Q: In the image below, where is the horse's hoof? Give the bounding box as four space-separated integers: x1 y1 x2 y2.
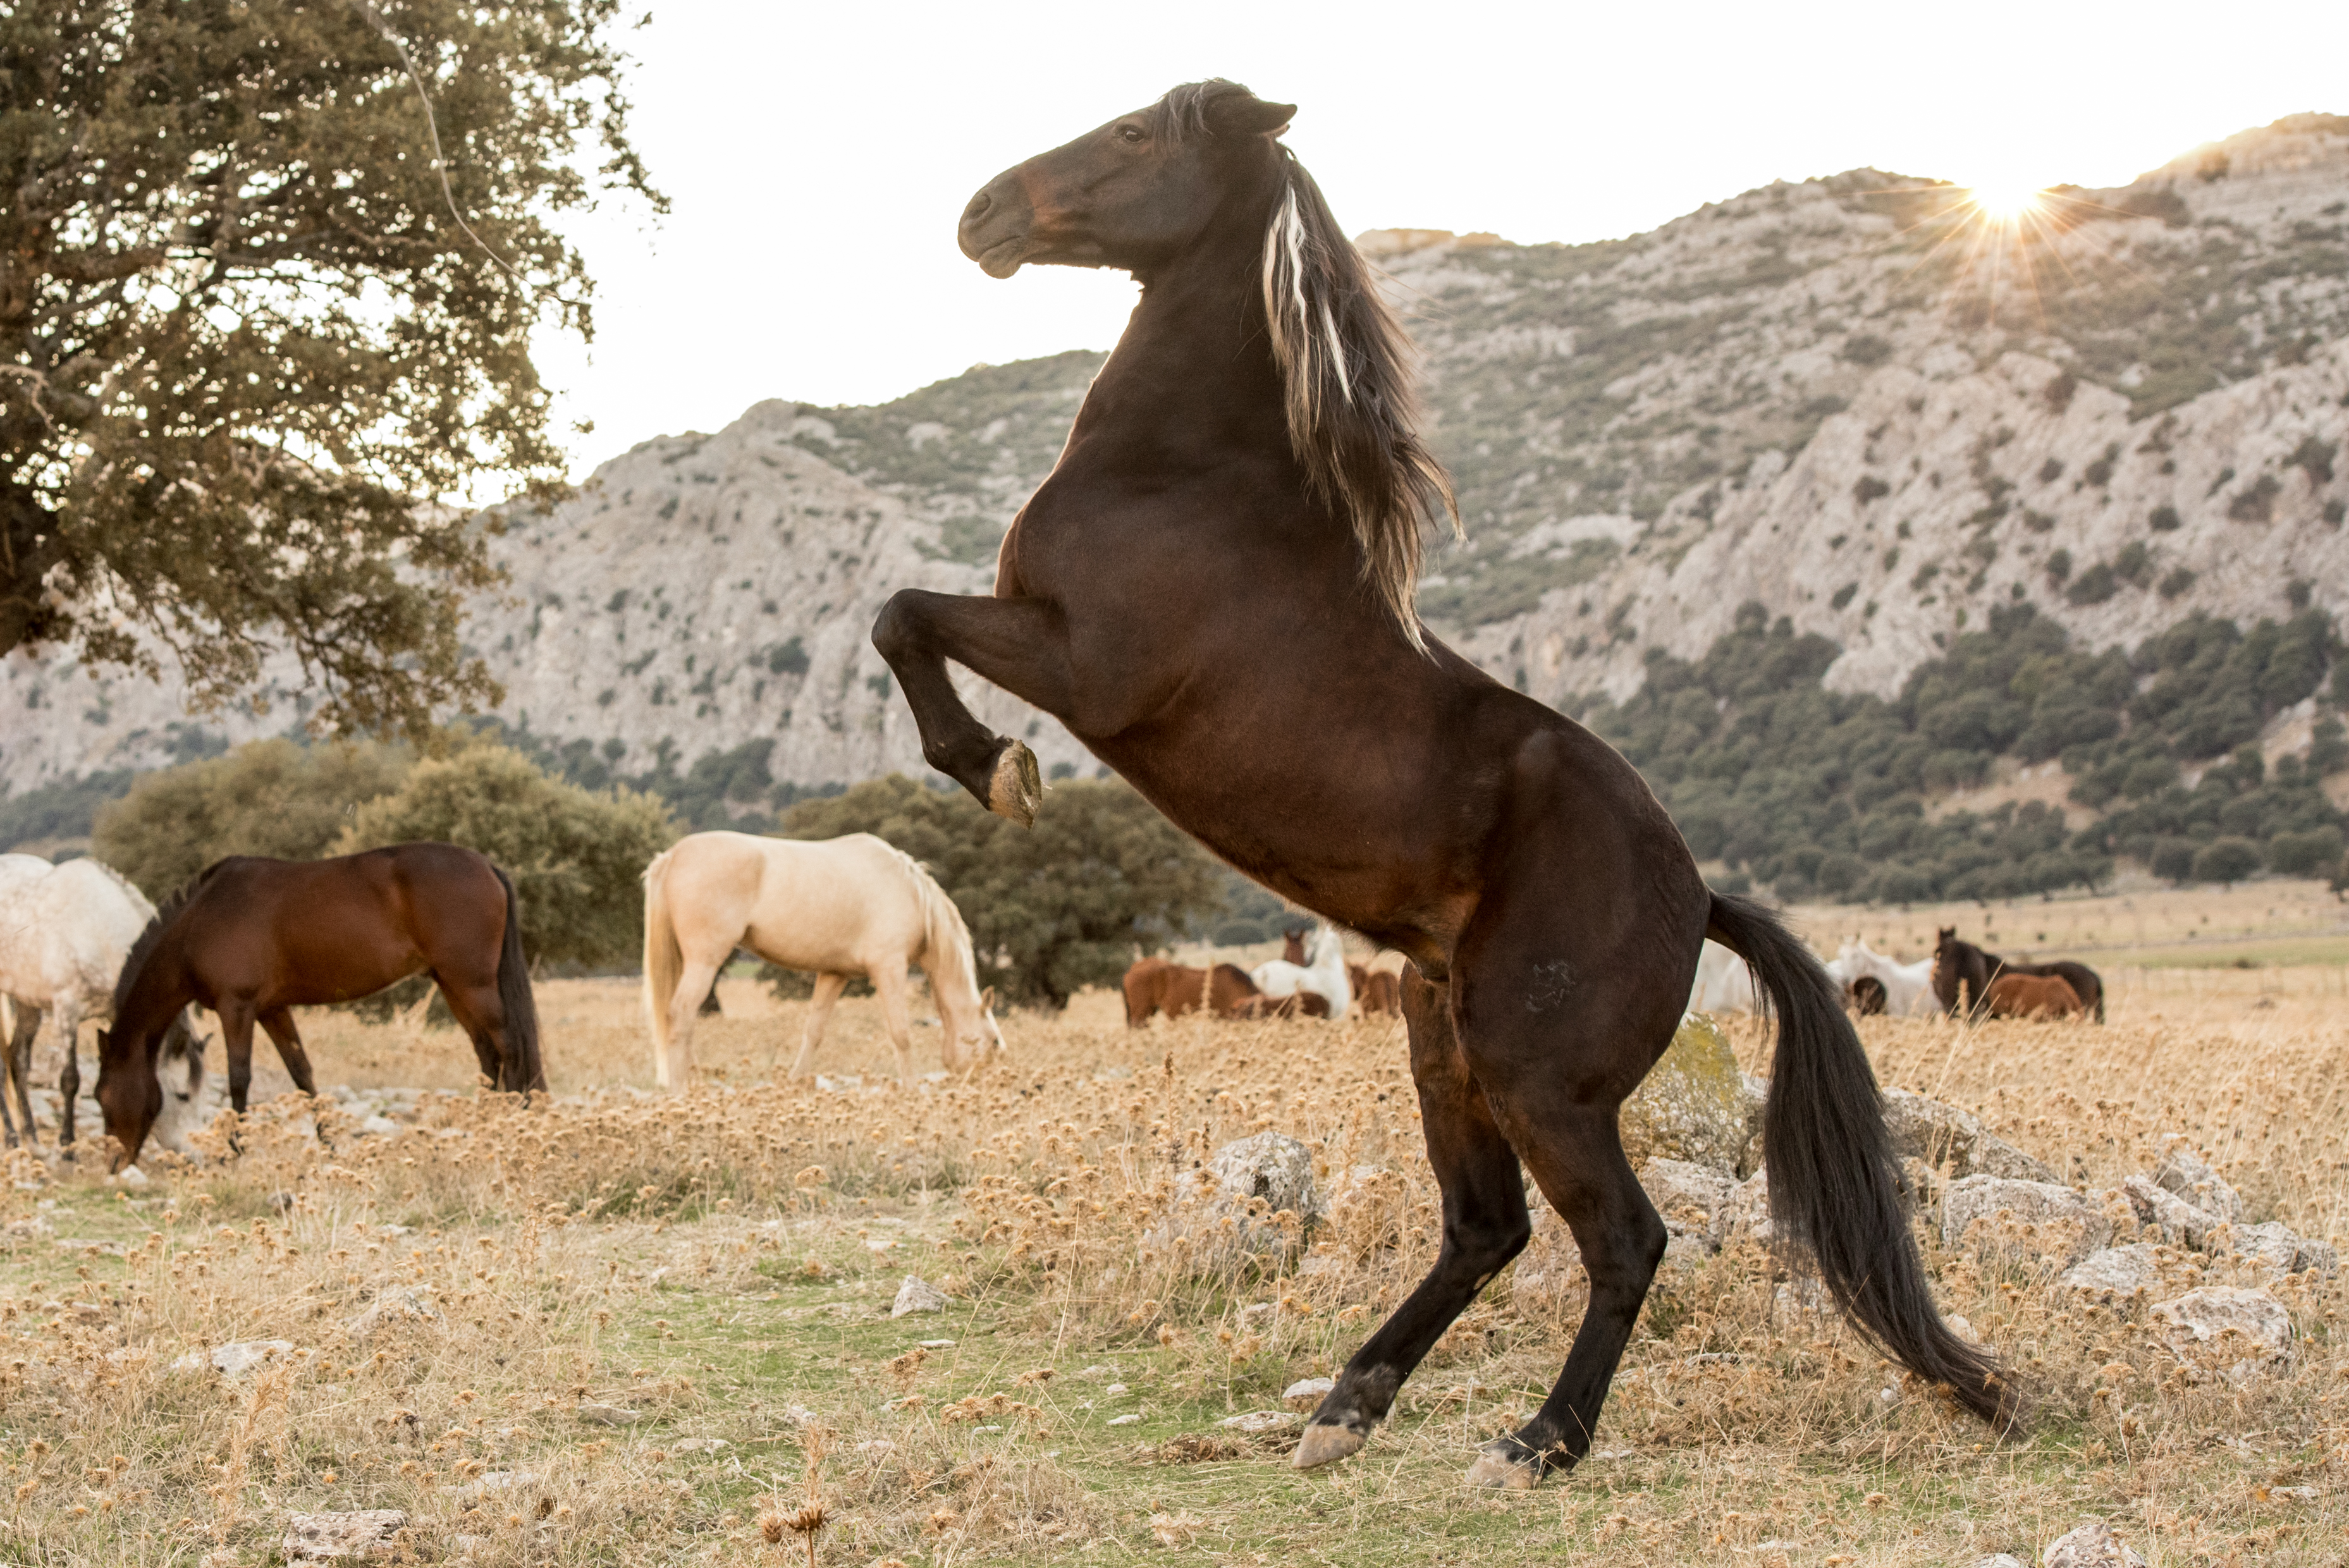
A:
986 740 1043 828
1464 1442 1542 1490
1291 1421 1366 1469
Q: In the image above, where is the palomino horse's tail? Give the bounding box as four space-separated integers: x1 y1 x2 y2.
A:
1705 891 2018 1430
641 847 684 1076
492 867 546 1093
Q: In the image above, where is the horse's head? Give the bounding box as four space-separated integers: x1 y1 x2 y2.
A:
92 1027 161 1172
952 986 1007 1072
959 80 1294 280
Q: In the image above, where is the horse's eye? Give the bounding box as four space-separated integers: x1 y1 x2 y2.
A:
1117 125 1145 145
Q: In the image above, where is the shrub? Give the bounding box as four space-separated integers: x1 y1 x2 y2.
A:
94 738 411 898
2150 837 2197 882
2045 548 2073 585
337 743 677 969
1852 475 1891 505
2288 434 2337 486
2190 836 2262 886
2159 566 2197 599
2066 564 2119 605
2228 474 2281 523
2267 826 2345 877
2114 541 2153 587
783 775 1225 1009
2149 505 2181 532
1841 333 1893 367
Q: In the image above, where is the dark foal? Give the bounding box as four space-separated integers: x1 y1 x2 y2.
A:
875 79 2010 1487
94 843 543 1167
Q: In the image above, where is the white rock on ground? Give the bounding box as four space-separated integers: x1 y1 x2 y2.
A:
2234 1220 2338 1277
577 1404 641 1426
2152 1137 2245 1222
1218 1410 1301 1433
1941 1176 2111 1265
174 1340 298 1378
1714 1167 1772 1249
283 1509 407 1561
892 1275 949 1316
2150 1286 2293 1383
2117 1175 2222 1251
1207 1133 1321 1224
1969 1555 2029 1568
2040 1519 2147 1567
1282 1376 1335 1409
345 1286 443 1342
2058 1244 2162 1301
1640 1157 1734 1263
1880 1088 2056 1182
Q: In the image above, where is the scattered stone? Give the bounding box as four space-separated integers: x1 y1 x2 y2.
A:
1881 1088 2056 1182
52 1237 127 1256
283 1509 407 1560
577 1404 642 1426
2117 1175 2220 1252
2233 1221 2337 1277
1218 1410 1301 1433
1207 1132 1321 1225
1509 1206 1583 1302
891 1275 949 1317
445 1471 541 1502
1941 1176 2110 1265
112 1164 149 1188
2150 1287 2293 1383
1714 1167 1772 1249
344 1286 443 1342
358 1116 400 1137
2040 1520 2147 1567
1146 1133 1322 1263
672 1438 730 1454
1282 1376 1335 1409
917 1338 957 1349
2152 1136 2244 1222
1640 1158 1734 1261
1107 1414 1142 1426
1619 1014 1751 1175
2058 1244 2161 1301
173 1340 298 1378
856 1439 895 1456
1104 1383 1129 1395
2269 1485 2319 1503
1968 1556 2028 1568
783 1405 821 1427
1237 1302 1276 1330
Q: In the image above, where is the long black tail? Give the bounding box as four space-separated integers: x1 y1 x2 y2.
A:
1708 891 2018 1428
492 867 546 1094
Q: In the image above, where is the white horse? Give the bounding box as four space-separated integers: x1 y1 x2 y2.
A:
642 830 1005 1088
0 855 207 1151
1827 938 1939 1017
1686 938 1758 1014
1250 923 1352 1017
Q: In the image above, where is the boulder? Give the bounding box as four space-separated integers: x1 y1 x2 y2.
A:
2042 1521 2146 1567
2151 1137 2243 1223
1621 1015 1752 1175
1941 1177 2110 1265
1880 1088 2056 1182
1282 1376 1335 1409
2116 1175 2219 1252
2150 1286 2293 1383
1640 1158 1734 1263
2232 1221 2336 1277
1715 1167 1772 1249
891 1275 949 1317
1208 1133 1322 1225
283 1509 407 1561
2058 1244 2161 1301
174 1340 298 1378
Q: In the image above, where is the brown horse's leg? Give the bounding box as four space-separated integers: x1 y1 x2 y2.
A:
1295 967 1531 1470
218 999 259 1117
54 1000 85 1148
785 973 849 1080
256 1008 319 1098
434 979 512 1089
871 590 1074 827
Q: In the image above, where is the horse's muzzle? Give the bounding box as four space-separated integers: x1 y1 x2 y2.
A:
958 172 1033 278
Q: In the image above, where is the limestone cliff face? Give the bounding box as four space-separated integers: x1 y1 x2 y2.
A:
2 118 2343 798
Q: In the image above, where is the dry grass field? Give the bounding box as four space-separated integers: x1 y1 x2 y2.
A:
3 915 2345 1565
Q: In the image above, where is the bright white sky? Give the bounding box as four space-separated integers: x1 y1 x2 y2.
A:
528 0 2349 476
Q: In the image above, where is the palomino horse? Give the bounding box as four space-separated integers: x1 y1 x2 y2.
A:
0 855 206 1150
1983 972 2087 1020
1934 929 2106 1022
641 831 1005 1087
1250 924 1352 1017
873 78 2009 1486
1122 957 1261 1025
95 844 542 1168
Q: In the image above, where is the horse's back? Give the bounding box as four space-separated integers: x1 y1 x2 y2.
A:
678 831 932 971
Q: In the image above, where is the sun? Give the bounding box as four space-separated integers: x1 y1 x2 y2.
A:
1968 182 2048 224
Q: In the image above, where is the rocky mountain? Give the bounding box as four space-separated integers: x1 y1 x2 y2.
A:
3 114 2345 841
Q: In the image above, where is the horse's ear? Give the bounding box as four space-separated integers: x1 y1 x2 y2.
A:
1206 94 1295 138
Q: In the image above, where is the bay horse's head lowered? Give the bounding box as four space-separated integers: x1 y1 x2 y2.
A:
957 81 1295 280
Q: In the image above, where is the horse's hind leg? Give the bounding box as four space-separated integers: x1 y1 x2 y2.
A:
783 973 849 1080
1296 967 1531 1469
435 977 515 1090
257 1008 319 1097
3 1000 38 1148
659 952 724 1089
54 1000 85 1149
218 1000 259 1117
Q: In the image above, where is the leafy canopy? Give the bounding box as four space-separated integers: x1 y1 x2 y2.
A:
1 1 658 736
783 776 1227 1010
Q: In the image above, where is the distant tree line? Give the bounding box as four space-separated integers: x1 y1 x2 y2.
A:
1583 602 2349 903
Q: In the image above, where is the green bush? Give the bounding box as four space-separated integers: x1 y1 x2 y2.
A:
94 738 412 898
2190 836 2262 886
2267 826 2345 877
336 743 677 969
782 775 1226 1009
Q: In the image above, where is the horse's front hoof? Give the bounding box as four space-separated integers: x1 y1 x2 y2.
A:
986 740 1043 827
1464 1440 1543 1490
1291 1421 1366 1469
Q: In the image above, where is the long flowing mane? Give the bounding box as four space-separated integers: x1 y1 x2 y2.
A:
112 861 225 1018
874 841 981 1002
1157 82 1459 647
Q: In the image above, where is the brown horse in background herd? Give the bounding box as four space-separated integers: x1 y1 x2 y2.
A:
1933 928 2104 1022
1982 972 2088 1020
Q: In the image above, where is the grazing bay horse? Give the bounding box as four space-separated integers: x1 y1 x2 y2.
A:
1122 957 1262 1025
1983 972 2087 1020
95 844 542 1167
1350 964 1403 1017
1934 928 2105 1022
873 78 2009 1488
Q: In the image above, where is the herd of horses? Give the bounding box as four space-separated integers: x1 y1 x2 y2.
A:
1122 922 1402 1025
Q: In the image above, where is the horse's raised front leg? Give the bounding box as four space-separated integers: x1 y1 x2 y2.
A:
871 591 1074 827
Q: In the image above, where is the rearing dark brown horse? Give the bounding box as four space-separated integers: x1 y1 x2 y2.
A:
94 843 543 1167
874 80 2010 1488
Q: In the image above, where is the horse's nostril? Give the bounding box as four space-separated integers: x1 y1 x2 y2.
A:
964 190 991 221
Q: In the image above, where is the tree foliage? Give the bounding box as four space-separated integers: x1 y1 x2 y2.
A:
782 775 1227 1009
1 1 658 735
92 736 412 897
335 742 675 969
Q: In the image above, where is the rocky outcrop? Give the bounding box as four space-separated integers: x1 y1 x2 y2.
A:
1881 1088 2055 1182
1620 1014 1751 1175
1941 1176 2111 1265
2150 1286 2294 1383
